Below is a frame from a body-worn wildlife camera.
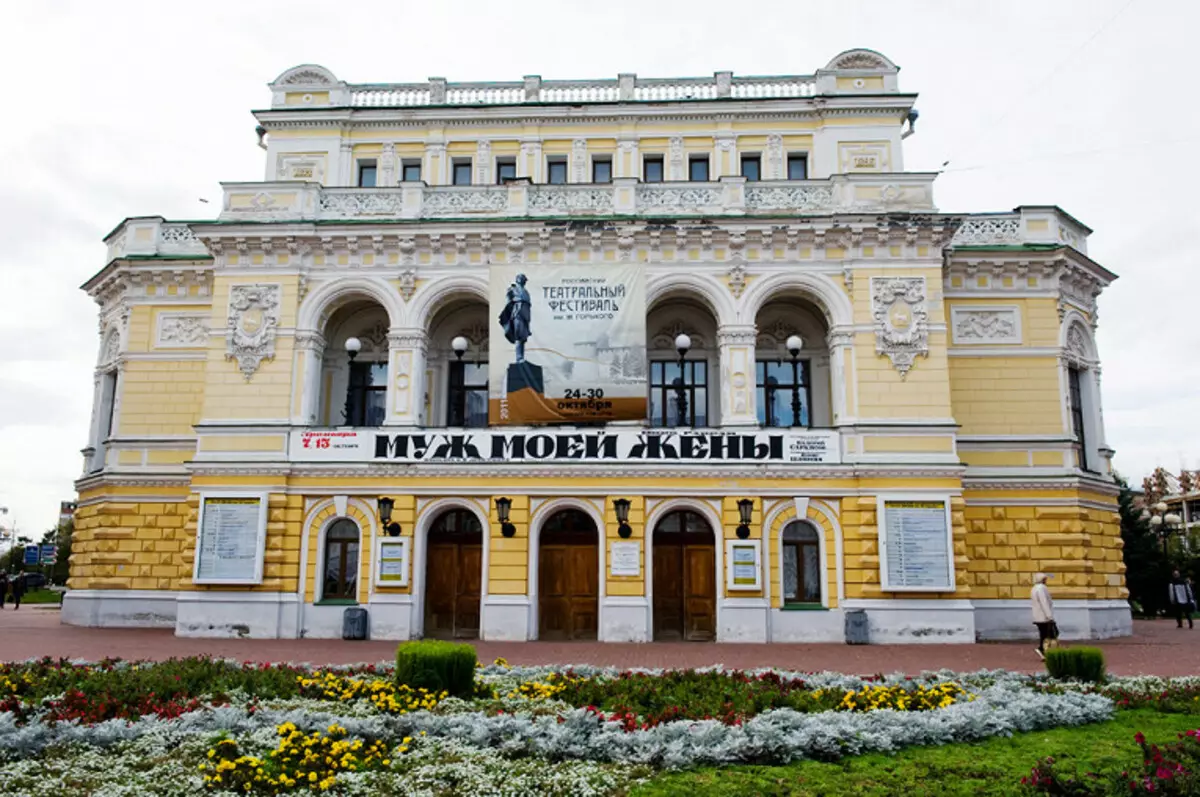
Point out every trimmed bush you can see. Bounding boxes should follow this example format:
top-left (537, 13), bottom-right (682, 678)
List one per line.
top-left (395, 640), bottom-right (477, 697)
top-left (1045, 647), bottom-right (1106, 683)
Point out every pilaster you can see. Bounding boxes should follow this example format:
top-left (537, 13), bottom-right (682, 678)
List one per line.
top-left (387, 328), bottom-right (428, 426)
top-left (717, 324), bottom-right (758, 427)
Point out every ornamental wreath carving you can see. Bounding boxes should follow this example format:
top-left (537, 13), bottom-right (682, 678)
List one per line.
top-left (226, 284), bottom-right (281, 379)
top-left (871, 277), bottom-right (928, 377)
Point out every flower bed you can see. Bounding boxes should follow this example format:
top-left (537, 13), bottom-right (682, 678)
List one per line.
top-left (0, 658), bottom-right (1117, 796)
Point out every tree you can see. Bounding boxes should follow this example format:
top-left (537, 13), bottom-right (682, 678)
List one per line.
top-left (1118, 473), bottom-right (1170, 617)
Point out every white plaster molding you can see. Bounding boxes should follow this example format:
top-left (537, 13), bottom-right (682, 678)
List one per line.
top-left (949, 305), bottom-right (1021, 345)
top-left (225, 284), bottom-right (281, 379)
top-left (870, 276), bottom-right (928, 376)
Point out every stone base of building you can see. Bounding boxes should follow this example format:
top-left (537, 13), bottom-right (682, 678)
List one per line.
top-left (972, 599), bottom-right (1133, 641)
top-left (60, 591), bottom-right (1133, 644)
top-left (62, 589), bottom-right (180, 629)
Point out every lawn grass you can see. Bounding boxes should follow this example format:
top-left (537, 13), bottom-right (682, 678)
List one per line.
top-left (632, 708), bottom-right (1199, 796)
top-left (8, 589), bottom-right (61, 605)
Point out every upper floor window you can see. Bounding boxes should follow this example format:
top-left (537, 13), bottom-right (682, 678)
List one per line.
top-left (357, 160), bottom-right (377, 187)
top-left (787, 154), bottom-right (808, 180)
top-left (402, 161), bottom-right (422, 182)
top-left (740, 155), bottom-right (761, 182)
top-left (688, 155), bottom-right (710, 182)
top-left (650, 360), bottom-right (707, 427)
top-left (452, 159), bottom-right (473, 186)
top-left (592, 158), bottom-right (612, 184)
top-left (346, 362), bottom-right (387, 427)
top-left (448, 361), bottom-right (488, 428)
top-left (547, 159), bottom-right (568, 185)
top-left (757, 359), bottom-right (811, 427)
top-left (1068, 366), bottom-right (1089, 471)
top-left (496, 159), bottom-right (517, 184)
top-left (643, 156), bottom-right (664, 183)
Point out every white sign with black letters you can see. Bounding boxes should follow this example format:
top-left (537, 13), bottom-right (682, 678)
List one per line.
top-left (878, 498), bottom-right (954, 591)
top-left (193, 493), bottom-right (268, 585)
top-left (609, 541), bottom-right (641, 577)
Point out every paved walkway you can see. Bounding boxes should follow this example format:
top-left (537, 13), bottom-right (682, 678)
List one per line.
top-left (0, 608), bottom-right (1196, 675)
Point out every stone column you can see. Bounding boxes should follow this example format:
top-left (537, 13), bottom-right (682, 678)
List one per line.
top-left (717, 325), bottom-right (758, 427)
top-left (338, 141), bottom-right (353, 186)
top-left (387, 328), bottom-right (428, 426)
top-left (293, 331), bottom-right (326, 425)
top-left (826, 329), bottom-right (854, 426)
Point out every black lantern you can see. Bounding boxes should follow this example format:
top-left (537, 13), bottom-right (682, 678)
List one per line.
top-left (786, 334), bottom-right (804, 428)
top-left (378, 496), bottom-right (401, 536)
top-left (736, 498), bottom-right (754, 539)
top-left (613, 498), bottom-right (633, 539)
top-left (495, 497), bottom-right (516, 538)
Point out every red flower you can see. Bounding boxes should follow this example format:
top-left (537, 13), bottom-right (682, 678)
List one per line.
top-left (1136, 732), bottom-right (1146, 744)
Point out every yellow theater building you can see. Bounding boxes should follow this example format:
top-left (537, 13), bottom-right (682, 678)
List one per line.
top-left (66, 49), bottom-right (1129, 644)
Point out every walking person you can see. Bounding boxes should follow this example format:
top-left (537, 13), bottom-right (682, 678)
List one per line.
top-left (0, 572), bottom-right (8, 609)
top-left (9, 571), bottom-right (26, 610)
top-left (1169, 569), bottom-right (1195, 629)
top-left (1032, 572), bottom-right (1058, 660)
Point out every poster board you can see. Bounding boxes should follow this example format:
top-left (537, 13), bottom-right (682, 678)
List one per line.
top-left (877, 497), bottom-right (955, 591)
top-left (725, 540), bottom-right (762, 591)
top-left (376, 538), bottom-right (410, 587)
top-left (489, 264), bottom-right (647, 425)
top-left (609, 541), bottom-right (641, 577)
top-left (193, 493), bottom-right (268, 585)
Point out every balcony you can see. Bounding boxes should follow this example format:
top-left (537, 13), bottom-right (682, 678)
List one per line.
top-left (216, 174), bottom-right (938, 223)
top-left (103, 217), bottom-right (211, 263)
top-left (948, 207), bottom-right (1091, 255)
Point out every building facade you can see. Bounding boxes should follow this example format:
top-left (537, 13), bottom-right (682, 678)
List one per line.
top-left (65, 49), bottom-right (1131, 644)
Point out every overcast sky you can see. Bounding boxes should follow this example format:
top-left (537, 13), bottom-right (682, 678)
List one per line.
top-left (0, 0), bottom-right (1194, 536)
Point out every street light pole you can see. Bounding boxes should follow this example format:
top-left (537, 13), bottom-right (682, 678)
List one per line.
top-left (786, 335), bottom-right (804, 427)
top-left (674, 333), bottom-right (691, 428)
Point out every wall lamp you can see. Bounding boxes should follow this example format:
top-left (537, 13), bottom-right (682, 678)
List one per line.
top-left (377, 496), bottom-right (401, 537)
top-left (736, 498), bottom-right (754, 540)
top-left (613, 498), bottom-right (632, 539)
top-left (495, 497), bottom-right (516, 538)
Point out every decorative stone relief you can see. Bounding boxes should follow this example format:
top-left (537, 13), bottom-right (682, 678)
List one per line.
top-left (398, 270), bottom-right (417, 301)
top-left (359, 320), bottom-right (390, 354)
top-left (838, 142), bottom-right (890, 173)
top-left (379, 143), bottom-right (396, 186)
top-left (871, 277), bottom-right (928, 377)
top-left (225, 284), bottom-right (281, 379)
top-left (1065, 322), bottom-right (1092, 365)
top-left (652, 319), bottom-right (705, 350)
top-left (950, 306), bottom-right (1021, 345)
top-left (571, 139), bottom-right (588, 183)
top-left (99, 328), bottom-right (121, 366)
top-left (668, 136), bottom-right (685, 180)
top-left (475, 140), bottom-right (491, 184)
top-left (766, 134), bottom-right (784, 179)
top-left (726, 262), bottom-right (748, 298)
top-left (156, 313), bottom-right (211, 348)
top-left (830, 51), bottom-right (889, 70)
top-left (276, 154), bottom-right (325, 183)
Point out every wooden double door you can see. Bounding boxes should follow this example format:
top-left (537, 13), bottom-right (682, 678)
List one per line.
top-left (424, 510), bottom-right (482, 639)
top-left (538, 510), bottom-right (599, 640)
top-left (653, 510), bottom-right (716, 641)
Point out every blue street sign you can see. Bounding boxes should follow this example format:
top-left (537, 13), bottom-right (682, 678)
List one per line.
top-left (40, 544), bottom-right (57, 565)
top-left (23, 545), bottom-right (38, 566)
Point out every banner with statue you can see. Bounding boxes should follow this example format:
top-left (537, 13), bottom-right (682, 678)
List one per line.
top-left (489, 265), bottom-right (647, 425)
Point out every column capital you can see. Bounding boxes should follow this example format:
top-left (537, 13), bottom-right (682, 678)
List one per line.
top-left (387, 327), bottom-right (428, 351)
top-left (294, 330), bottom-right (327, 352)
top-left (717, 324), bottom-right (757, 346)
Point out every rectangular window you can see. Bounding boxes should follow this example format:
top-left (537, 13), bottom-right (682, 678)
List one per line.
top-left (448, 361), bottom-right (489, 428)
top-left (649, 360), bottom-right (707, 427)
top-left (689, 155), bottom-right (710, 182)
top-left (547, 159), bottom-right (568, 184)
top-left (496, 159), bottom-right (517, 184)
top-left (756, 359), bottom-right (812, 427)
top-left (452, 160), bottom-right (473, 186)
top-left (592, 158), bottom-right (612, 184)
top-left (346, 362), bottom-right (388, 427)
top-left (740, 155), bottom-right (761, 182)
top-left (787, 154), bottom-right (808, 180)
top-left (401, 161), bottom-right (422, 182)
top-left (643, 156), bottom-right (664, 183)
top-left (357, 161), bottom-right (377, 187)
top-left (100, 371), bottom-right (118, 439)
top-left (1068, 366), bottom-right (1090, 471)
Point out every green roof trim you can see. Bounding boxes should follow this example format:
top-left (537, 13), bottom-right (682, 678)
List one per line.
top-left (950, 244), bottom-right (1061, 252)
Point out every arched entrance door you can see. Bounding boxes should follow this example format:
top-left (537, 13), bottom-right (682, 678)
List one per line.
top-left (538, 509), bottom-right (599, 640)
top-left (653, 510), bottom-right (716, 641)
top-left (424, 509), bottom-right (483, 639)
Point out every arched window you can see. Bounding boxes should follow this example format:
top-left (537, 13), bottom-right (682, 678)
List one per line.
top-left (781, 521), bottom-right (821, 605)
top-left (322, 519), bottom-right (360, 601)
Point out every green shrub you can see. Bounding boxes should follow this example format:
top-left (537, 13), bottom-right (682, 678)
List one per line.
top-left (1045, 647), bottom-right (1106, 683)
top-left (394, 640), bottom-right (477, 697)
